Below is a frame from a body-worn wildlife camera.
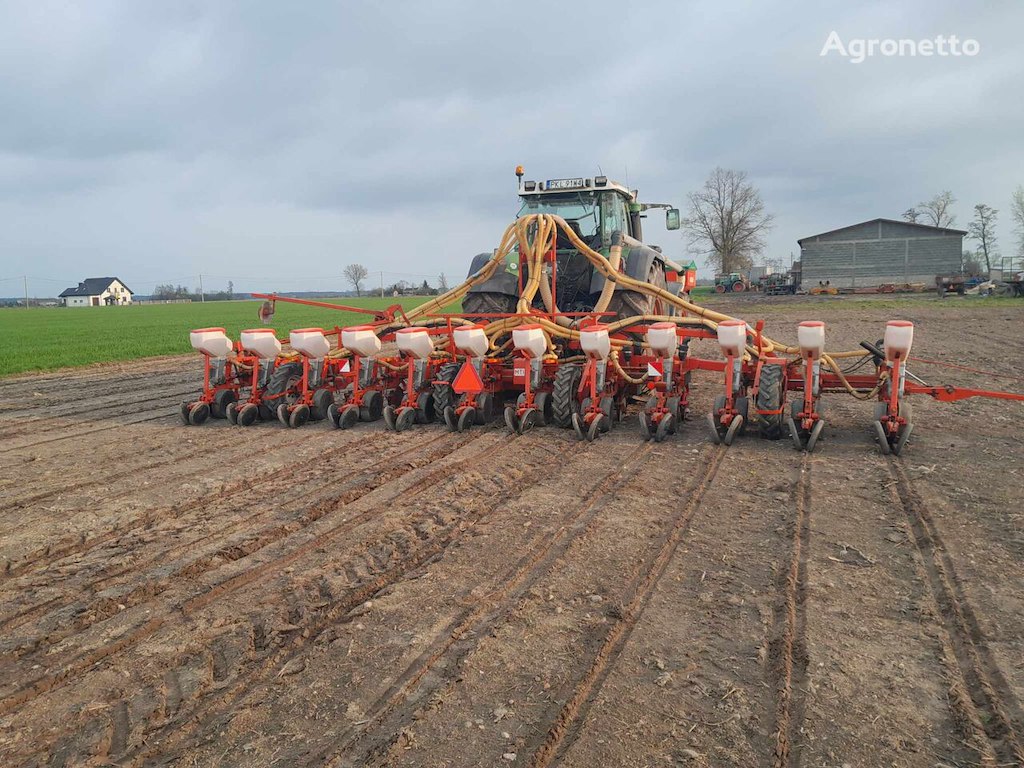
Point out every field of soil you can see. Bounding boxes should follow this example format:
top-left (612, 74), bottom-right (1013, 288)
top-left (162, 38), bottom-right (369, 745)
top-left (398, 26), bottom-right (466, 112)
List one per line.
top-left (1, 297), bottom-right (1022, 767)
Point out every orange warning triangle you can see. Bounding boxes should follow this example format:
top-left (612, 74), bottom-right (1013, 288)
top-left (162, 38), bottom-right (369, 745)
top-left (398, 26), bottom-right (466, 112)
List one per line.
top-left (452, 361), bottom-right (484, 394)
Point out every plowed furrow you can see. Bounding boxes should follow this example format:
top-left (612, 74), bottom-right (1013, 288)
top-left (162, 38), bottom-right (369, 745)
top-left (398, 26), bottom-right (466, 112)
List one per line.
top-left (0, 387), bottom-right (194, 440)
top-left (0, 370), bottom-right (195, 421)
top-left (889, 460), bottom-right (1024, 765)
top-left (522, 445), bottom-right (727, 768)
top-left (0, 431), bottom-right (510, 721)
top-left (0, 409), bottom-right (179, 455)
top-left (317, 441), bottom-right (659, 768)
top-left (2, 422), bottom-right (282, 511)
top-left (770, 452), bottom-right (812, 768)
top-left (72, 435), bottom-right (564, 765)
top-left (1, 426), bottom-right (341, 576)
top-left (0, 430), bottom-right (469, 653)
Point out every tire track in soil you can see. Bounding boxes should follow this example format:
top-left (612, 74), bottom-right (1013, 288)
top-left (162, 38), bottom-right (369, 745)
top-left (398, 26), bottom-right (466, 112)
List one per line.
top-left (0, 430), bottom-right (514, 724)
top-left (310, 440), bottom-right (661, 768)
top-left (87, 434), bottom-right (567, 767)
top-left (1, 424), bottom-right (346, 576)
top-left (768, 452), bottom-right (811, 768)
top-left (522, 444), bottom-right (728, 768)
top-left (0, 430), bottom-right (463, 647)
top-left (887, 459), bottom-right (1024, 765)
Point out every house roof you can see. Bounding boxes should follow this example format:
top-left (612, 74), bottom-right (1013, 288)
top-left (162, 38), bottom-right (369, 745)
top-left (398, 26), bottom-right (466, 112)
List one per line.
top-left (798, 218), bottom-right (967, 245)
top-left (59, 277), bottom-right (134, 298)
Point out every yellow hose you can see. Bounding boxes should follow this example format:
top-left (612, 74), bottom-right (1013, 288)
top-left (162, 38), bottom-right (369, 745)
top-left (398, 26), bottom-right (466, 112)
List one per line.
top-left (380, 214), bottom-right (873, 393)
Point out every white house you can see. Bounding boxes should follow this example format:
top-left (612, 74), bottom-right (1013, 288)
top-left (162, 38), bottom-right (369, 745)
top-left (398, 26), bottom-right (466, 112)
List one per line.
top-left (59, 277), bottom-right (134, 307)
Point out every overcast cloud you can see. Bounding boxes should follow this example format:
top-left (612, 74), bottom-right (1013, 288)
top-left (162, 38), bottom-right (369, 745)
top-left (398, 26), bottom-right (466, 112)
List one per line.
top-left (2, 0), bottom-right (1022, 296)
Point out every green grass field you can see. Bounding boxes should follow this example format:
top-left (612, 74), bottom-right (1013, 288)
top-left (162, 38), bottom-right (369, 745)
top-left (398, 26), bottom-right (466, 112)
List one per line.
top-left (0, 297), bottom-right (460, 377)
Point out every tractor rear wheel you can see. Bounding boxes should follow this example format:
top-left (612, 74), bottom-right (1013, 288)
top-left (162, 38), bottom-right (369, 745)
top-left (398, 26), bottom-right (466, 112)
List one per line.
top-left (211, 389), bottom-right (236, 419)
top-left (261, 362), bottom-right (302, 419)
top-left (432, 362), bottom-right (461, 421)
top-left (551, 364), bottom-right (583, 428)
top-left (608, 262), bottom-right (670, 321)
top-left (755, 363), bottom-right (785, 439)
top-left (461, 292), bottom-right (518, 321)
top-left (733, 281), bottom-right (746, 293)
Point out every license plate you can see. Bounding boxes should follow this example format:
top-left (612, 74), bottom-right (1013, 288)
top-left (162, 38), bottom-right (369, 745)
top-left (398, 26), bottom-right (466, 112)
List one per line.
top-left (547, 178), bottom-right (584, 190)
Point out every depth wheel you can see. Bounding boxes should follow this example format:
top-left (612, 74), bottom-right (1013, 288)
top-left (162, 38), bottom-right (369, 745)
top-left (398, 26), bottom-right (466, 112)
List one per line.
top-left (874, 420), bottom-right (892, 455)
top-left (383, 405), bottom-right (397, 431)
top-left (654, 413), bottom-right (676, 443)
top-left (806, 419), bottom-right (825, 452)
top-left (338, 404), bottom-right (360, 430)
top-left (706, 414), bottom-right (722, 444)
top-left (504, 406), bottom-right (517, 433)
top-left (723, 414), bottom-right (744, 446)
top-left (395, 408), bottom-right (416, 432)
top-left (360, 390), bottom-right (384, 422)
top-left (226, 401), bottom-right (239, 425)
top-left (311, 388), bottom-right (334, 421)
top-left (457, 407), bottom-right (476, 432)
top-left (277, 403), bottom-right (290, 426)
top-left (518, 408), bottom-right (538, 434)
top-left (474, 392), bottom-right (495, 425)
top-left (638, 412), bottom-right (652, 441)
top-left (787, 417), bottom-right (803, 451)
top-left (586, 414), bottom-right (604, 442)
top-left (893, 423), bottom-right (913, 456)
top-left (187, 401), bottom-right (210, 426)
top-left (288, 404), bottom-right (310, 428)
top-left (444, 406), bottom-right (458, 432)
top-left (238, 402), bottom-right (259, 427)
top-left (415, 391), bottom-right (434, 424)
top-left (180, 401), bottom-right (192, 425)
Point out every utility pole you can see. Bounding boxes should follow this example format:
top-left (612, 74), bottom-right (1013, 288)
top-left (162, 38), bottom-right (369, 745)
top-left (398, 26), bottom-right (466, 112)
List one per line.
top-left (199, 274), bottom-right (205, 303)
top-left (380, 271), bottom-right (384, 299)
top-left (24, 275), bottom-right (29, 308)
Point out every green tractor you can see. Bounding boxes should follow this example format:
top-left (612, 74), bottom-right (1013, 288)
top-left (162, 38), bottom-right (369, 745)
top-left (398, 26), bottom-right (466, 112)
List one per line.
top-left (463, 171), bottom-right (686, 321)
top-left (713, 272), bottom-right (750, 294)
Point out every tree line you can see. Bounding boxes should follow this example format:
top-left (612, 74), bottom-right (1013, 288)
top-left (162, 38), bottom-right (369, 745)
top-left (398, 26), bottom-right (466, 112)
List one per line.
top-left (151, 282), bottom-right (236, 301)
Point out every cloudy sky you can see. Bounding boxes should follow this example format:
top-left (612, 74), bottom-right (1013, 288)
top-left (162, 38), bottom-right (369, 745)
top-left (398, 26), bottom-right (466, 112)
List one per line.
top-left (2, 0), bottom-right (1022, 297)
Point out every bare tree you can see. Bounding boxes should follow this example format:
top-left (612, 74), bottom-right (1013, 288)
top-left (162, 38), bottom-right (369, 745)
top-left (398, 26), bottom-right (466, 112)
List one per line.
top-left (961, 250), bottom-right (984, 276)
top-left (683, 168), bottom-right (774, 274)
top-left (901, 208), bottom-right (921, 224)
top-left (343, 264), bottom-right (369, 296)
top-left (967, 204), bottom-right (998, 275)
top-left (917, 191), bottom-right (957, 228)
top-left (1011, 185), bottom-right (1024, 256)
top-left (438, 272), bottom-right (449, 292)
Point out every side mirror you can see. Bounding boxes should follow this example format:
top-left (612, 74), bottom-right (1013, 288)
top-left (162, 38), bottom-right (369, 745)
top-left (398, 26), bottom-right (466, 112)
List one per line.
top-left (665, 208), bottom-right (681, 230)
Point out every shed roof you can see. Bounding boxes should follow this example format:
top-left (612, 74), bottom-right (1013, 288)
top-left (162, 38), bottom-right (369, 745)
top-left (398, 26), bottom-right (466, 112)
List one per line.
top-left (59, 277), bottom-right (134, 298)
top-left (798, 218), bottom-right (966, 246)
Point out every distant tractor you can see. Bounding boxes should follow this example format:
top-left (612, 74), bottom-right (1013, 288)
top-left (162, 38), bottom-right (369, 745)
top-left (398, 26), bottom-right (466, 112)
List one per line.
top-left (935, 274), bottom-right (967, 298)
top-left (760, 272), bottom-right (797, 296)
top-left (714, 272), bottom-right (750, 294)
